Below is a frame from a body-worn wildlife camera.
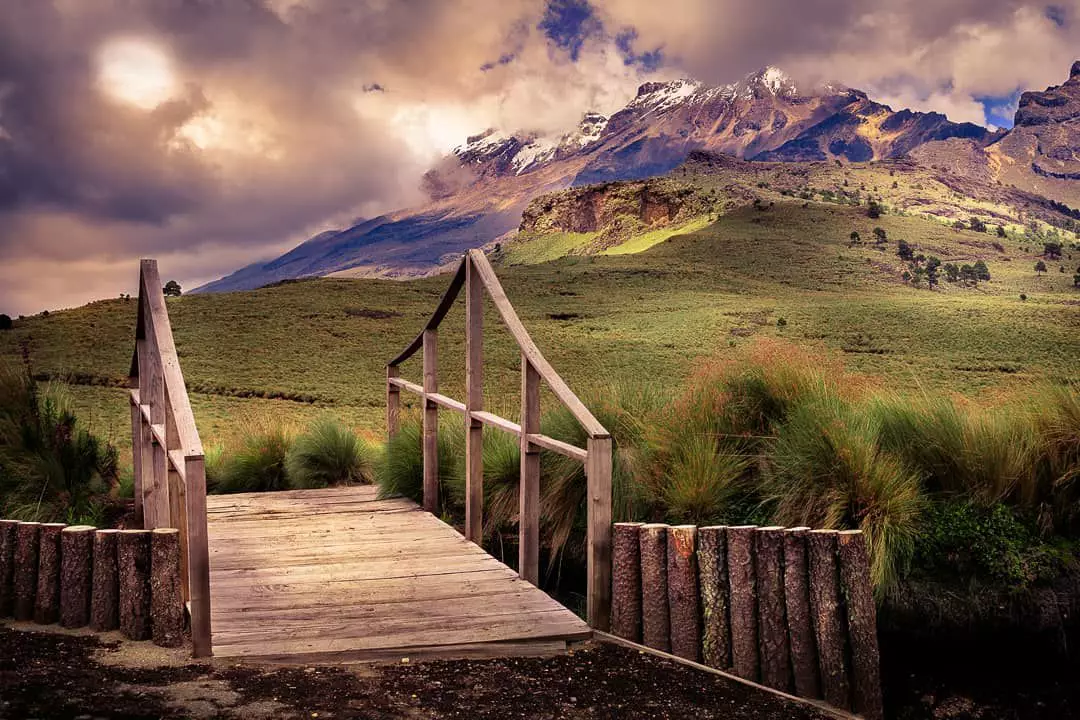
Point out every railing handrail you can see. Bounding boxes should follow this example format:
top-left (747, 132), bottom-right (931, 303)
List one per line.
top-left (385, 249), bottom-right (613, 631)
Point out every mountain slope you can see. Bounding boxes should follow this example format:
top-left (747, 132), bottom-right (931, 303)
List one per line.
top-left (200, 66), bottom-right (1019, 293)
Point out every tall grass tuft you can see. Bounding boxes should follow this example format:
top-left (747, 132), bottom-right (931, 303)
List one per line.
top-left (659, 434), bottom-right (750, 525)
top-left (375, 414), bottom-right (463, 517)
top-left (216, 415), bottom-right (294, 494)
top-left (767, 396), bottom-right (926, 591)
top-left (287, 416), bottom-right (377, 488)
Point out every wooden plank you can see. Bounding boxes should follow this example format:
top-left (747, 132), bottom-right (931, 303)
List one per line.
top-left (166, 450), bottom-right (186, 482)
top-left (428, 393), bottom-right (466, 413)
top-left (208, 543), bottom-right (492, 571)
top-left (471, 411), bottom-right (521, 436)
top-left (465, 254), bottom-right (484, 546)
top-left (386, 365), bottom-right (400, 440)
top-left (129, 393), bottom-right (144, 526)
top-left (387, 256), bottom-right (466, 367)
top-left (208, 554), bottom-right (510, 585)
top-left (467, 250), bottom-right (608, 439)
top-left (422, 328), bottom-right (439, 514)
top-left (519, 357), bottom-right (541, 585)
top-left (185, 455), bottom-right (212, 658)
top-left (227, 639), bottom-right (569, 665)
top-left (142, 324), bottom-right (171, 531)
top-left (586, 436), bottom-right (613, 631)
top-left (387, 377), bottom-right (423, 395)
top-left (526, 433), bottom-right (587, 462)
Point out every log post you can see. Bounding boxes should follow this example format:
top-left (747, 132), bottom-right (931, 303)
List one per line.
top-left (784, 527), bottom-right (820, 699)
top-left (611, 522), bottom-right (644, 642)
top-left (0, 520), bottom-right (17, 617)
top-left (151, 528), bottom-right (184, 648)
top-left (118, 530), bottom-right (152, 640)
top-left (727, 525), bottom-right (759, 682)
top-left (667, 525), bottom-right (701, 662)
top-left (91, 529), bottom-right (120, 632)
top-left (422, 328), bottom-right (439, 514)
top-left (14, 522), bottom-right (41, 621)
top-left (34, 523), bottom-right (66, 624)
top-left (755, 526), bottom-right (791, 692)
top-left (60, 526), bottom-right (95, 628)
top-left (639, 523), bottom-right (671, 652)
top-left (698, 526), bottom-right (731, 670)
top-left (838, 530), bottom-right (884, 720)
top-left (808, 529), bottom-right (850, 710)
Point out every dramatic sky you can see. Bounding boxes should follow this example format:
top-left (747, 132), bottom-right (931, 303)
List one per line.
top-left (1, 0), bottom-right (1079, 315)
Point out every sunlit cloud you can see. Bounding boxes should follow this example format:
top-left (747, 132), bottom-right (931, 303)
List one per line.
top-left (97, 38), bottom-right (178, 110)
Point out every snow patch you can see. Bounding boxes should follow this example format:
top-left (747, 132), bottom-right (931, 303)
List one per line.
top-left (512, 137), bottom-right (558, 174)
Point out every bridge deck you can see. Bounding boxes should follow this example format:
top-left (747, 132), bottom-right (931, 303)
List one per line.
top-left (206, 485), bottom-right (591, 663)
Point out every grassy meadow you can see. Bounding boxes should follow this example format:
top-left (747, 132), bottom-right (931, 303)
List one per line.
top-left (3, 196), bottom-right (1079, 465)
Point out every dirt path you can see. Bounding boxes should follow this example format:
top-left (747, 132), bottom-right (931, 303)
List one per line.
top-left (0, 624), bottom-right (833, 719)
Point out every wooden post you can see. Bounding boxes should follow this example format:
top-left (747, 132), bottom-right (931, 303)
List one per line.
top-left (639, 523), bottom-right (670, 652)
top-left (784, 527), bottom-right (820, 699)
top-left (34, 522), bottom-right (66, 624)
top-left (185, 455), bottom-right (213, 658)
top-left (464, 256), bottom-right (484, 545)
top-left (586, 435), bottom-right (613, 631)
top-left (698, 526), bottom-right (731, 670)
top-left (386, 365), bottom-right (400, 442)
top-left (13, 522), bottom-right (40, 621)
top-left (838, 530), bottom-right (884, 720)
top-left (808, 529), bottom-right (850, 710)
top-left (139, 325), bottom-right (170, 530)
top-left (91, 529), bottom-right (120, 632)
top-left (519, 357), bottom-right (541, 585)
top-left (151, 528), bottom-right (184, 648)
top-left (118, 529), bottom-right (152, 640)
top-left (611, 522), bottom-right (644, 642)
top-left (667, 525), bottom-right (701, 662)
top-left (60, 526), bottom-right (95, 628)
top-left (727, 525), bottom-right (759, 682)
top-left (0, 519), bottom-right (17, 617)
top-left (422, 328), bottom-right (439, 514)
top-left (755, 526), bottom-right (791, 692)
top-left (130, 396), bottom-right (144, 527)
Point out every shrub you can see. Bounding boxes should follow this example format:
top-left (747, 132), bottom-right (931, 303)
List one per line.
top-left (866, 200), bottom-right (882, 218)
top-left (969, 216), bottom-right (987, 233)
top-left (0, 315), bottom-right (11, 331)
top-left (1035, 260), bottom-right (1047, 274)
top-left (873, 227), bottom-right (887, 243)
top-left (216, 416), bottom-right (293, 493)
top-left (973, 260), bottom-right (991, 281)
top-left (287, 417), bottom-right (377, 488)
top-left (897, 240), bottom-right (914, 261)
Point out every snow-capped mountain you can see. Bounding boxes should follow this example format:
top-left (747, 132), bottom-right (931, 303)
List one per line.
top-left (199, 65), bottom-right (1009, 293)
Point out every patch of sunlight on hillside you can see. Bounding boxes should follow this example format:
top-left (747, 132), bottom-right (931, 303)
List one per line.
top-left (503, 232), bottom-right (597, 264)
top-left (602, 216), bottom-right (712, 256)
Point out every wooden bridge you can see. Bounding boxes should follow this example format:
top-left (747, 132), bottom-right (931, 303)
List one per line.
top-left (127, 251), bottom-right (611, 661)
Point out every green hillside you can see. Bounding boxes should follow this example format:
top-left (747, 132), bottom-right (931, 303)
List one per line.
top-left (3, 196), bottom-right (1079, 462)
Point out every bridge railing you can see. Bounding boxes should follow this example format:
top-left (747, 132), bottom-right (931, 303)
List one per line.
top-left (387, 249), bottom-right (613, 630)
top-left (128, 260), bottom-right (212, 657)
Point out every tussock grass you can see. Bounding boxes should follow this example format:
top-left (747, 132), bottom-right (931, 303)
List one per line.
top-left (215, 414), bottom-right (295, 494)
top-left (287, 416), bottom-right (378, 488)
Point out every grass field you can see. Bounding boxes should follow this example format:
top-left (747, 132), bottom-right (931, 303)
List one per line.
top-left (3, 196), bottom-right (1079, 465)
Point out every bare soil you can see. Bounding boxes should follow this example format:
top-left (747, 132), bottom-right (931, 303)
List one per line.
top-left (0, 624), bottom-right (833, 720)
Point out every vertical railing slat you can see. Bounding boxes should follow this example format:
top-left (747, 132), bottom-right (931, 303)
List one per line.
top-left (586, 436), bottom-right (613, 631)
top-left (464, 257), bottom-right (484, 545)
top-left (422, 328), bottom-right (439, 514)
top-left (386, 365), bottom-right (400, 442)
top-left (519, 357), bottom-right (541, 585)
top-left (185, 455), bottom-right (212, 658)
top-left (129, 389), bottom-right (145, 528)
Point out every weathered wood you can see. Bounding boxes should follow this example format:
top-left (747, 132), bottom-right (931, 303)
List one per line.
top-left (91, 529), bottom-right (120, 632)
top-left (611, 522), bottom-right (644, 642)
top-left (807, 529), bottom-right (850, 710)
top-left (13, 522), bottom-right (40, 621)
top-left (60, 526), bottom-right (95, 628)
top-left (727, 525), bottom-right (759, 682)
top-left (141, 310), bottom-right (171, 530)
top-left (118, 529), bottom-right (152, 640)
top-left (586, 436), bottom-right (613, 631)
top-left (34, 523), bottom-right (66, 624)
top-left (129, 395), bottom-right (145, 526)
top-left (151, 528), bottom-right (185, 648)
top-left (519, 357), bottom-right (541, 585)
top-left (386, 365), bottom-right (400, 441)
top-left (754, 526), bottom-right (791, 692)
top-left (0, 519), bottom-right (17, 617)
top-left (185, 456), bottom-right (212, 658)
top-left (783, 527), bottom-right (820, 700)
top-left (422, 327), bottom-right (439, 514)
top-left (698, 525), bottom-right (731, 670)
top-left (838, 530), bottom-right (883, 720)
top-left (204, 486), bottom-right (590, 661)
top-left (667, 525), bottom-right (701, 662)
top-left (464, 254), bottom-right (484, 546)
top-left (639, 523), bottom-right (670, 652)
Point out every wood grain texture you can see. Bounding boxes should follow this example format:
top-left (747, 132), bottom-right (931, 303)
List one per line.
top-left (0, 520), bottom-right (17, 618)
top-left (151, 529), bottom-right (184, 648)
top-left (91, 529), bottom-right (120, 632)
top-left (838, 530), bottom-right (883, 720)
top-left (13, 522), bottom-right (40, 621)
top-left (586, 436), bottom-right (613, 631)
top-left (205, 486), bottom-right (590, 662)
top-left (611, 522), bottom-right (644, 642)
top-left (386, 365), bottom-right (401, 441)
top-left (34, 523), bottom-right (66, 625)
top-left (119, 530), bottom-right (152, 641)
top-left (464, 254), bottom-right (484, 546)
top-left (754, 526), bottom-right (791, 692)
top-left (519, 357), bottom-right (541, 585)
top-left (60, 526), bottom-right (95, 628)
top-left (422, 328), bottom-right (439, 514)
top-left (727, 525), bottom-right (759, 682)
top-left (639, 523), bottom-right (670, 652)
top-left (666, 525), bottom-right (701, 662)
top-left (698, 526), bottom-right (731, 671)
top-left (808, 530), bottom-right (850, 711)
top-left (783, 527), bottom-right (820, 700)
